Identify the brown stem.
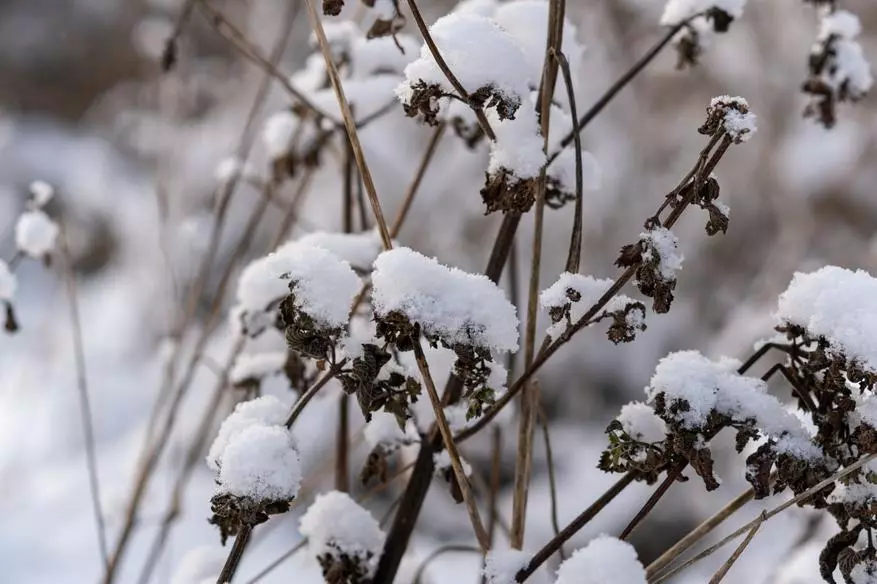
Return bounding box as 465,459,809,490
707,515,764,584
553,48,584,274
285,362,346,428
390,123,447,237
515,473,636,582
216,523,253,584
538,408,564,559
619,462,684,540
511,381,540,548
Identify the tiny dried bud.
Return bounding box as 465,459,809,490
323,0,344,16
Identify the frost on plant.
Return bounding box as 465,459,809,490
555,534,647,584
371,247,519,419
804,8,873,128
662,0,748,68
206,396,301,543
699,95,758,143
540,273,646,344
299,490,385,584
483,548,530,584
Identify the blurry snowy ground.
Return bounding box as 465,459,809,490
1,0,875,582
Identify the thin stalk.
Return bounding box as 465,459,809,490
303,0,393,250
553,48,584,274
216,523,253,584
707,515,764,584
60,230,109,568
515,473,636,582
619,463,684,540
285,362,347,428
538,408,564,559
412,341,490,551
390,123,446,236
511,381,539,548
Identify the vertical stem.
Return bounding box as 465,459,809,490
216,523,253,584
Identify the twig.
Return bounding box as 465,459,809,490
488,427,503,548
515,473,636,582
402,0,496,140
645,487,755,579
285,362,347,428
412,341,491,551
390,123,447,236
60,228,109,569
216,523,253,584
619,463,684,541
538,408,564,560
553,48,584,274
651,452,877,583
511,381,539,548
303,0,393,250
707,514,764,584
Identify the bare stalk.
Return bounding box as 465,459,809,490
707,514,764,584
285,362,347,428
60,229,109,569
390,123,447,236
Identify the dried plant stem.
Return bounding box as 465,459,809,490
511,381,539,548
60,230,109,569
285,361,347,428
539,408,564,559
412,341,491,552
707,514,764,584
390,123,447,236
547,20,687,166
199,1,335,122
645,487,756,579
412,545,482,584
303,0,393,250
515,473,636,582
162,0,197,69
403,0,496,140
553,48,585,274
458,132,735,443
651,452,877,583
488,427,502,548
217,523,253,584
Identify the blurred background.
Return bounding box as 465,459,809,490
0,0,875,582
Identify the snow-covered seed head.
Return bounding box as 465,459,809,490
699,95,758,143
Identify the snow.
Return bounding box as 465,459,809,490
547,103,602,194
363,409,419,451
351,34,421,79
171,545,226,584
262,110,299,158
776,266,877,373
231,241,361,336
296,230,385,273
709,96,758,142
229,351,287,385
396,13,532,108
540,273,641,339
555,534,646,584
434,449,473,477
617,402,667,442
816,10,873,96
207,395,292,471
452,0,501,17
646,351,823,461
487,100,545,180
299,490,385,574
216,424,302,501
15,210,59,259
850,562,877,584
640,227,684,281
484,548,530,584
28,180,54,208
661,0,747,26
0,260,16,301
371,247,519,353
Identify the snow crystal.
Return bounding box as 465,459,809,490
484,548,530,584
262,110,299,158
434,449,473,477
540,273,640,339
15,210,59,259
216,424,302,501
371,247,519,353
640,227,684,281
230,352,287,385
363,409,419,451
171,545,226,584
296,230,384,273
555,535,646,584
207,395,291,471
617,402,667,442
28,180,54,208
816,10,873,96
0,260,16,301
646,351,823,461
661,0,747,27
396,13,532,107
232,241,361,336
299,490,385,574
776,266,877,373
